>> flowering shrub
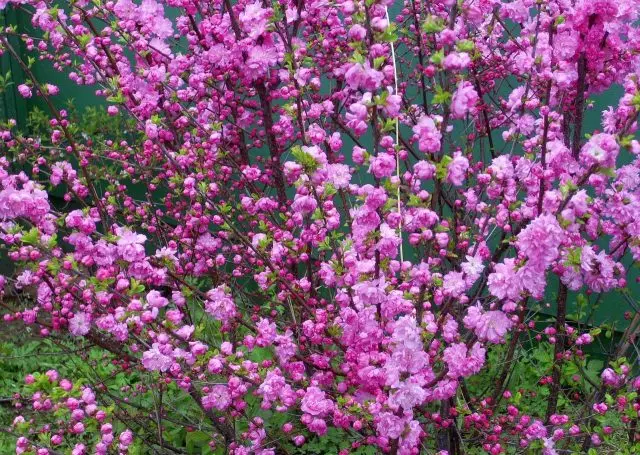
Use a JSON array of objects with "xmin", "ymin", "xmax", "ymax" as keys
[
  {"xmin": 0, "ymin": 0, "xmax": 639, "ymax": 453},
  {"xmin": 11, "ymin": 372, "xmax": 133, "ymax": 455}
]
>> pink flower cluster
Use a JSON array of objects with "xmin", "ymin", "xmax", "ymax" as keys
[
  {"xmin": 0, "ymin": 0, "xmax": 639, "ymax": 453},
  {"xmin": 13, "ymin": 372, "xmax": 133, "ymax": 455}
]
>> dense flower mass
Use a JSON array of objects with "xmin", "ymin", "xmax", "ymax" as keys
[{"xmin": 0, "ymin": 0, "xmax": 639, "ymax": 453}]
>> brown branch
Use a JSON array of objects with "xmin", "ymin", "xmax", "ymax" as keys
[
  {"xmin": 490, "ymin": 304, "xmax": 527, "ymax": 407},
  {"xmin": 256, "ymin": 82, "xmax": 287, "ymax": 204},
  {"xmin": 545, "ymin": 282, "xmax": 568, "ymax": 423},
  {"xmin": 188, "ymin": 386, "xmax": 236, "ymax": 444}
]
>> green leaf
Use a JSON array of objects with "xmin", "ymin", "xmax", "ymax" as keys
[
  {"xmin": 22, "ymin": 227, "xmax": 40, "ymax": 245},
  {"xmin": 106, "ymin": 90, "xmax": 126, "ymax": 104},
  {"xmin": 351, "ymin": 51, "xmax": 365, "ymax": 64},
  {"xmin": 433, "ymin": 85, "xmax": 451, "ymax": 104},
  {"xmin": 129, "ymin": 278, "xmax": 145, "ymax": 295},
  {"xmin": 559, "ymin": 179, "xmax": 577, "ymax": 197},
  {"xmin": 374, "ymin": 90, "xmax": 389, "ymax": 106},
  {"xmin": 78, "ymin": 34, "xmax": 92, "ymax": 48},
  {"xmin": 456, "ymin": 40, "xmax": 474, "ymax": 52},
  {"xmin": 47, "ymin": 233, "xmax": 58, "ymax": 248},
  {"xmin": 270, "ymin": 2, "xmax": 284, "ymax": 22},
  {"xmin": 380, "ymin": 24, "xmax": 398, "ymax": 43},
  {"xmin": 373, "ymin": 56, "xmax": 386, "ymax": 69},
  {"xmin": 382, "ymin": 118, "xmax": 397, "ymax": 133},
  {"xmin": 291, "ymin": 145, "xmax": 319, "ymax": 173},
  {"xmin": 597, "ymin": 167, "xmax": 616, "ymax": 178},
  {"xmin": 324, "ymin": 183, "xmax": 337, "ymax": 197},
  {"xmin": 436, "ymin": 155, "xmax": 453, "ymax": 180},
  {"xmin": 219, "ymin": 202, "xmax": 232, "ymax": 215},
  {"xmin": 422, "ymin": 16, "xmax": 445, "ymax": 34},
  {"xmin": 565, "ymin": 247, "xmax": 582, "ymax": 269},
  {"xmin": 186, "ymin": 430, "xmax": 211, "ymax": 453},
  {"xmin": 430, "ymin": 49, "xmax": 445, "ymax": 65}
]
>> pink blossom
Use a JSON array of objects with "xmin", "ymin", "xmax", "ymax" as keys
[
  {"xmin": 580, "ymin": 133, "xmax": 619, "ymax": 168},
  {"xmin": 344, "ymin": 62, "xmax": 383, "ymax": 91},
  {"xmin": 447, "ymin": 151, "xmax": 469, "ymax": 186},
  {"xmin": 516, "ymin": 214, "xmax": 564, "ymax": 270},
  {"xmin": 242, "ymin": 167, "xmax": 262, "ymax": 181},
  {"xmin": 601, "ymin": 368, "xmax": 622, "ymax": 387},
  {"xmin": 463, "ymin": 305, "xmax": 514, "ymax": 343},
  {"xmin": 205, "ymin": 286, "xmax": 237, "ymax": 323},
  {"xmin": 115, "ymin": 227, "xmax": 147, "ymax": 262},
  {"xmin": 443, "ymin": 342, "xmax": 486, "ymax": 378},
  {"xmin": 451, "ymin": 81, "xmax": 479, "ymax": 119},
  {"xmin": 413, "ymin": 160, "xmax": 436, "ymax": 179},
  {"xmin": 0, "ymin": 183, "xmax": 50, "ymax": 222},
  {"xmin": 301, "ymin": 386, "xmax": 333, "ymax": 416},
  {"xmin": 68, "ymin": 312, "xmax": 91, "ymax": 336},
  {"xmin": 256, "ymin": 318, "xmax": 277, "ymax": 347},
  {"xmin": 1, "ymin": 2, "xmax": 639, "ymax": 453},
  {"xmin": 325, "ymin": 164, "xmax": 351, "ymax": 188},
  {"xmin": 141, "ymin": 343, "xmax": 173, "ymax": 372},
  {"xmin": 443, "ymin": 52, "xmax": 471, "ymax": 70},
  {"xmin": 488, "ymin": 258, "xmax": 522, "ymax": 301},
  {"xmin": 375, "ymin": 412, "xmax": 406, "ymax": 440},
  {"xmin": 18, "ymin": 84, "xmax": 32, "ymax": 98},
  {"xmin": 202, "ymin": 385, "xmax": 231, "ymax": 410},
  {"xmin": 413, "ymin": 115, "xmax": 441, "ymax": 153},
  {"xmin": 239, "ymin": 2, "xmax": 269, "ymax": 39},
  {"xmin": 119, "ymin": 430, "xmax": 133, "ymax": 446},
  {"xmin": 245, "ymin": 44, "xmax": 279, "ymax": 81},
  {"xmin": 146, "ymin": 290, "xmax": 169, "ymax": 308},
  {"xmin": 348, "ymin": 24, "xmax": 366, "ymax": 41},
  {"xmin": 291, "ymin": 194, "xmax": 318, "ymax": 215},
  {"xmin": 369, "ymin": 153, "xmax": 396, "ymax": 178}
]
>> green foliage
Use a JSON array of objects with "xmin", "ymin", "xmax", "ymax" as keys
[
  {"xmin": 0, "ymin": 323, "xmax": 636, "ymax": 454},
  {"xmin": 0, "ymin": 70, "xmax": 14, "ymax": 93},
  {"xmin": 422, "ymin": 16, "xmax": 445, "ymax": 34},
  {"xmin": 288, "ymin": 428, "xmax": 377, "ymax": 454},
  {"xmin": 0, "ymin": 337, "xmax": 79, "ymax": 450},
  {"xmin": 433, "ymin": 85, "xmax": 451, "ymax": 105},
  {"xmin": 290, "ymin": 144, "xmax": 319, "ymax": 173},
  {"xmin": 436, "ymin": 155, "xmax": 453, "ymax": 180},
  {"xmin": 25, "ymin": 104, "xmax": 135, "ymax": 143}
]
